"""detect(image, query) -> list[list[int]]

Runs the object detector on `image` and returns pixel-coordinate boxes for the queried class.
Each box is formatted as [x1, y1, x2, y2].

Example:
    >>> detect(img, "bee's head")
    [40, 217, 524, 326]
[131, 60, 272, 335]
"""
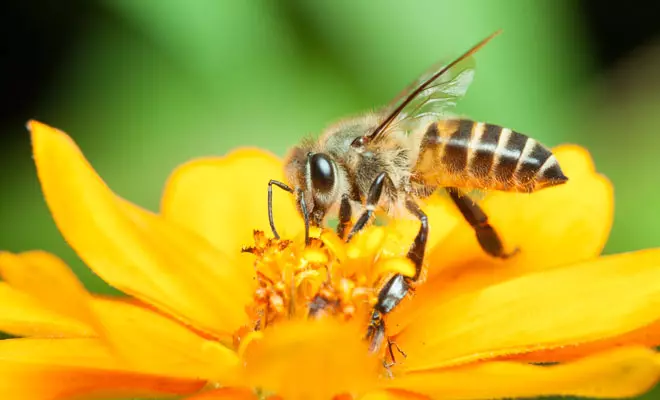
[283, 146, 342, 226]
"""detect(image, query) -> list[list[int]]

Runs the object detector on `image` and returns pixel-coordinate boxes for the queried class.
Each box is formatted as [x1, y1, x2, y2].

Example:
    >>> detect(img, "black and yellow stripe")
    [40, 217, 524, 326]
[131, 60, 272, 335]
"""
[417, 119, 568, 192]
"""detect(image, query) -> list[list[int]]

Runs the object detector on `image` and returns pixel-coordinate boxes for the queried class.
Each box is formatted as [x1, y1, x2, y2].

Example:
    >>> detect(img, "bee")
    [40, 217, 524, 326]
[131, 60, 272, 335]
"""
[266, 31, 568, 357]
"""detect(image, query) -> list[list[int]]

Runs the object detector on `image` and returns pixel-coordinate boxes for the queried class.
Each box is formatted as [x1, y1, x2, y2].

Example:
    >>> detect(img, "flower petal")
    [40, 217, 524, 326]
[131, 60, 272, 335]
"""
[242, 319, 379, 400]
[0, 337, 121, 368]
[388, 145, 614, 334]
[501, 319, 660, 363]
[384, 197, 461, 260]
[91, 297, 240, 382]
[0, 282, 93, 337]
[0, 338, 203, 399]
[426, 145, 613, 281]
[0, 251, 99, 331]
[29, 120, 252, 338]
[390, 347, 660, 400]
[359, 390, 425, 400]
[161, 150, 303, 282]
[183, 387, 257, 400]
[396, 249, 660, 370]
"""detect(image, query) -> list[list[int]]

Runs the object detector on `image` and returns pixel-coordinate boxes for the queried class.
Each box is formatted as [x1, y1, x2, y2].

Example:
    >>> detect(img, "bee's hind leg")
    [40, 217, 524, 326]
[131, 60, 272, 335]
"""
[447, 187, 518, 259]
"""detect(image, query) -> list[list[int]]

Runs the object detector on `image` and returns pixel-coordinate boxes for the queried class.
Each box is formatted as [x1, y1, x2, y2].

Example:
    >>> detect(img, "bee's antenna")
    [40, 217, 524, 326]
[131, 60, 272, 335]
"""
[367, 29, 502, 142]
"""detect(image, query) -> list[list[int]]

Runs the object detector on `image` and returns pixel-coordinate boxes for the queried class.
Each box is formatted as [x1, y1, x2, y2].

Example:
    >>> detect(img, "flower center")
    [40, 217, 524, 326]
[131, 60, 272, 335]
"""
[241, 230, 377, 328]
[235, 228, 417, 358]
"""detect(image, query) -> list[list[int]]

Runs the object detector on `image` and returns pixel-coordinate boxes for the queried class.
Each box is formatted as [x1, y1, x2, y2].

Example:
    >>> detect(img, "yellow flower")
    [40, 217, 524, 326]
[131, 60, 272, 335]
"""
[1, 120, 660, 400]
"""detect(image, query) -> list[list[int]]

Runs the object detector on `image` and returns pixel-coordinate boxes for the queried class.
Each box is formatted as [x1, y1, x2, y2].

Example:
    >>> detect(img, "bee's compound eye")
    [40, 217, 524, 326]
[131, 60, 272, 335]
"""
[310, 153, 335, 193]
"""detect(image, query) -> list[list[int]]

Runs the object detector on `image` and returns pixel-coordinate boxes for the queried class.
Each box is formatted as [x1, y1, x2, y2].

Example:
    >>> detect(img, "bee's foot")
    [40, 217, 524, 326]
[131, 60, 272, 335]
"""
[500, 246, 520, 259]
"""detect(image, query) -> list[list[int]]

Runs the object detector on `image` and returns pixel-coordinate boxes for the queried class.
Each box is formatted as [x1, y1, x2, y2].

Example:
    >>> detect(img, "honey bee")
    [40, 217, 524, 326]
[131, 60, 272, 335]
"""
[267, 31, 568, 357]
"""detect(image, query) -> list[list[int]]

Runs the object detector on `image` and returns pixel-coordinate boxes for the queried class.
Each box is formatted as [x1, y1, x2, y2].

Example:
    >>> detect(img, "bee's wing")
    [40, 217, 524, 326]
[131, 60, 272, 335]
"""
[368, 30, 500, 142]
[384, 56, 475, 135]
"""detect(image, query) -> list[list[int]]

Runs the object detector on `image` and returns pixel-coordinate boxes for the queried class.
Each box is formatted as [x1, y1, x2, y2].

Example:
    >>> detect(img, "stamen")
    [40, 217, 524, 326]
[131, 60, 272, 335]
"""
[237, 330, 264, 360]
[238, 228, 414, 373]
[373, 257, 416, 280]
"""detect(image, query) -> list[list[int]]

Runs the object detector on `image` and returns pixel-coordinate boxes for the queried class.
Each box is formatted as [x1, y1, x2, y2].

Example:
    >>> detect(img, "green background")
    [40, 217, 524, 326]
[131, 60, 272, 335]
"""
[1, 1, 659, 399]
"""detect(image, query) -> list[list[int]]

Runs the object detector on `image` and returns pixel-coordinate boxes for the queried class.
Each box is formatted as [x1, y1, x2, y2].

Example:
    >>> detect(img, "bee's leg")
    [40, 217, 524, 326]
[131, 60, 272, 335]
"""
[388, 340, 407, 361]
[368, 275, 410, 372]
[366, 311, 386, 353]
[296, 190, 311, 246]
[267, 179, 294, 239]
[447, 188, 518, 258]
[337, 195, 352, 240]
[347, 172, 392, 242]
[367, 316, 395, 377]
[405, 197, 428, 280]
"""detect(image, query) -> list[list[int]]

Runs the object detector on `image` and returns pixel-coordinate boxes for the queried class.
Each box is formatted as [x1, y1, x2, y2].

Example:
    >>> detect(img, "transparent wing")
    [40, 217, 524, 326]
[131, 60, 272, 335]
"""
[384, 55, 475, 135]
[368, 30, 501, 142]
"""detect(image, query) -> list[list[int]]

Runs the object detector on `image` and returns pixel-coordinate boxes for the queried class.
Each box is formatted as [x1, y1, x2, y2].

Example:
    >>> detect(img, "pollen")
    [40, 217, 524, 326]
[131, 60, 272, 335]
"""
[239, 228, 416, 347]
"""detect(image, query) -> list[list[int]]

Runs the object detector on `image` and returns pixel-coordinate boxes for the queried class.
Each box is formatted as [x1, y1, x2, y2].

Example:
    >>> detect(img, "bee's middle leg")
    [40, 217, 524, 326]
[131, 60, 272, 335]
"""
[404, 197, 428, 280]
[447, 187, 517, 258]
[347, 172, 392, 242]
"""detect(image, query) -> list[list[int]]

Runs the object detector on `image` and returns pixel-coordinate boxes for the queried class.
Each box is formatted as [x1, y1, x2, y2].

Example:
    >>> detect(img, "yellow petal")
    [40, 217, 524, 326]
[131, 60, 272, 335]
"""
[92, 297, 240, 382]
[0, 282, 93, 337]
[373, 257, 416, 280]
[359, 390, 425, 400]
[0, 366, 203, 400]
[242, 319, 379, 400]
[388, 145, 614, 334]
[0, 251, 99, 332]
[0, 337, 120, 368]
[426, 145, 613, 282]
[390, 347, 660, 400]
[396, 249, 660, 370]
[501, 319, 660, 363]
[0, 338, 203, 399]
[385, 197, 461, 262]
[29, 120, 252, 338]
[184, 387, 257, 400]
[161, 150, 303, 283]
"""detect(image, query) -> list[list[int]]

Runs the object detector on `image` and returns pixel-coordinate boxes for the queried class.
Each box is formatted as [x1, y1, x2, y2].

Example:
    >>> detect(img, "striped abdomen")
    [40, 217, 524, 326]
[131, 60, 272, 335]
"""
[413, 119, 568, 193]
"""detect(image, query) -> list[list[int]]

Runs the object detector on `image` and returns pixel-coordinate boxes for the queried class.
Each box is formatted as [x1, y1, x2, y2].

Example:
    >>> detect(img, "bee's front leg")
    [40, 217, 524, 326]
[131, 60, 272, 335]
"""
[336, 195, 352, 240]
[267, 179, 294, 239]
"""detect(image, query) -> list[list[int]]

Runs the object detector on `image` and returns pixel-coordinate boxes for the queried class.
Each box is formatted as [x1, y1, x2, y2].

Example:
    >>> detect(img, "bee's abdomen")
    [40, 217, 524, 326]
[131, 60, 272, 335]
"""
[416, 119, 568, 192]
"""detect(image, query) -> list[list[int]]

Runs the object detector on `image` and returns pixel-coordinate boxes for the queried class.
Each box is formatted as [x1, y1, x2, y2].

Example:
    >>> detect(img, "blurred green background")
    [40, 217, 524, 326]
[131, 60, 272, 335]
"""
[1, 1, 659, 399]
